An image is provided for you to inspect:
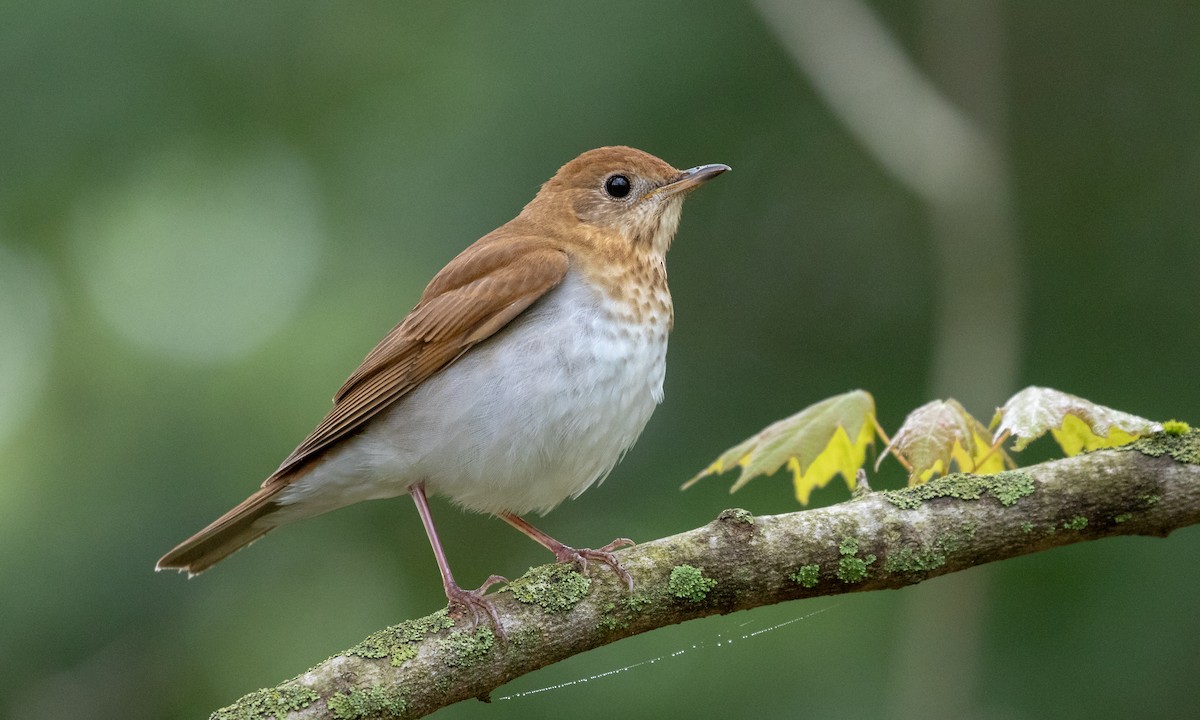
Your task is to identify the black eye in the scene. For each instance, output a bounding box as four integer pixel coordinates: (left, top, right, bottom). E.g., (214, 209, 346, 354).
(604, 174, 632, 198)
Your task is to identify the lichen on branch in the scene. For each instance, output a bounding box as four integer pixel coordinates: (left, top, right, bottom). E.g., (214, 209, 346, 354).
(212, 432, 1200, 720)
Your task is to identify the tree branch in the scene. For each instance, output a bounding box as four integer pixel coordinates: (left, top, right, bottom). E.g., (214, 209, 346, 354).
(212, 433, 1200, 720)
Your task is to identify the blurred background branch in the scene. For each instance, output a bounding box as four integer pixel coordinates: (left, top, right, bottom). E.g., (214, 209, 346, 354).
(753, 2, 1020, 716)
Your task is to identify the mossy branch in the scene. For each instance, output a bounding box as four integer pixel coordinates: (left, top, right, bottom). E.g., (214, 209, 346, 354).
(212, 433, 1200, 720)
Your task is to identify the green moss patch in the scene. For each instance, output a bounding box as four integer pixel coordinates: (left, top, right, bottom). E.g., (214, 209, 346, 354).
(1062, 515, 1088, 531)
(1126, 429, 1200, 465)
(669, 565, 718, 602)
(789, 564, 821, 588)
(596, 602, 622, 631)
(211, 685, 319, 720)
(347, 609, 453, 666)
(502, 563, 591, 612)
(883, 524, 977, 576)
(884, 547, 944, 573)
(883, 471, 1035, 510)
(1162, 420, 1191, 436)
(837, 556, 873, 583)
(596, 594, 656, 632)
(836, 536, 876, 583)
(440, 626, 495, 668)
(327, 687, 407, 720)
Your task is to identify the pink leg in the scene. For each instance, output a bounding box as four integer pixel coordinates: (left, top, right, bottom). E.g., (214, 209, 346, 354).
(499, 512, 635, 591)
(409, 483, 507, 631)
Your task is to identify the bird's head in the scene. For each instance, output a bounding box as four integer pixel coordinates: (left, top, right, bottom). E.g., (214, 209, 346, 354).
(524, 146, 728, 257)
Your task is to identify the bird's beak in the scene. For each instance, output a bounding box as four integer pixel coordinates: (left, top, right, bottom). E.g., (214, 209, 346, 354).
(655, 163, 731, 198)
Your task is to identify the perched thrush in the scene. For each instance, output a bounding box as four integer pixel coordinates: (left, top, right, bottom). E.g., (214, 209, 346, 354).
(157, 146, 729, 624)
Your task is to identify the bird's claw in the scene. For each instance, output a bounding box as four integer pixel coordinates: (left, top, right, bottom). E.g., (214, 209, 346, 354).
(446, 574, 508, 638)
(554, 538, 636, 591)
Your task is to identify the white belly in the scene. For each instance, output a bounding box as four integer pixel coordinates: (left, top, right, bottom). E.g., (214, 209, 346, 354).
(273, 270, 669, 520)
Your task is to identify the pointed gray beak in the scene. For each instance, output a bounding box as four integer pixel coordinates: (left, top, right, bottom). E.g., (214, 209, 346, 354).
(658, 163, 731, 197)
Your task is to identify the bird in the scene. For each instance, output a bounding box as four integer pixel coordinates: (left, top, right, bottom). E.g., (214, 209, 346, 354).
(157, 146, 729, 625)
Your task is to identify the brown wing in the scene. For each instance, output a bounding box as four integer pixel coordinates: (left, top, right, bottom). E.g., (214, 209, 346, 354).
(265, 236, 569, 484)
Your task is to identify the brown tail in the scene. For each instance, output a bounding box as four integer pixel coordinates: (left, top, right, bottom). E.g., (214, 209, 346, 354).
(156, 485, 285, 576)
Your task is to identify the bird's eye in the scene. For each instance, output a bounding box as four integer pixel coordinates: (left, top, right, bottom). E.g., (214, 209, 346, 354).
(604, 174, 632, 199)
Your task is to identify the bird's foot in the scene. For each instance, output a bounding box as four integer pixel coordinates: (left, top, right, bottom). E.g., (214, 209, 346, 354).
(553, 538, 636, 591)
(445, 574, 508, 638)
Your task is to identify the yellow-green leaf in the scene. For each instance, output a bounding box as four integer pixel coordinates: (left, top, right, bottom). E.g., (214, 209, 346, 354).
(881, 399, 1008, 484)
(1050, 413, 1140, 455)
(993, 386, 1160, 455)
(952, 429, 1008, 476)
(683, 390, 877, 505)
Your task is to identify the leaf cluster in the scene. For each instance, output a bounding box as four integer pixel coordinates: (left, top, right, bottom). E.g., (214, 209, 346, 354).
(686, 386, 1179, 504)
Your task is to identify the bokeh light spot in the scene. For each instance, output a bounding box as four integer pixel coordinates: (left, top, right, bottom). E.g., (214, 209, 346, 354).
(0, 244, 56, 446)
(71, 142, 325, 363)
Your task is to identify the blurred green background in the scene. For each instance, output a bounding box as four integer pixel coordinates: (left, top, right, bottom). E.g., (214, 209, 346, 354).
(2, 1, 1198, 718)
